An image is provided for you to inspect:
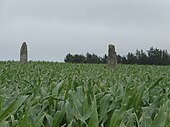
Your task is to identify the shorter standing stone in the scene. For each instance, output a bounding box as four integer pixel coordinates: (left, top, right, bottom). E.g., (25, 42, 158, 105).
(20, 42, 28, 64)
(108, 44, 117, 68)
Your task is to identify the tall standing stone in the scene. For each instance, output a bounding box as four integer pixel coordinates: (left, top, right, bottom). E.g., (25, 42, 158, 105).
(108, 44, 117, 68)
(20, 42, 28, 64)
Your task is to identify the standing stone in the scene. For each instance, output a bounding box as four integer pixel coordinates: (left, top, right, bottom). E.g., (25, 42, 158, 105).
(108, 44, 117, 68)
(20, 42, 28, 64)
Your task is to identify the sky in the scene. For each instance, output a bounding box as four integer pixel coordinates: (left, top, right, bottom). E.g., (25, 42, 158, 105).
(0, 0, 170, 62)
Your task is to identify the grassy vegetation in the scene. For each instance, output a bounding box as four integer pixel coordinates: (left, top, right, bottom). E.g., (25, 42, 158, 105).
(0, 61, 170, 127)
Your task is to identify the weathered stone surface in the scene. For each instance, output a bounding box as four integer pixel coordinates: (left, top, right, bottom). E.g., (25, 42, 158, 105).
(108, 44, 117, 68)
(20, 42, 28, 64)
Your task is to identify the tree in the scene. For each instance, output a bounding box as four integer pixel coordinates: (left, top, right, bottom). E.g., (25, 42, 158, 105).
(147, 47, 163, 65)
(86, 52, 93, 63)
(139, 50, 148, 64)
(101, 54, 108, 64)
(121, 56, 127, 64)
(73, 54, 85, 63)
(64, 47, 170, 65)
(65, 52, 104, 64)
(127, 53, 137, 64)
(64, 53, 74, 63)
(117, 54, 122, 63)
(135, 49, 148, 64)
(161, 50, 170, 65)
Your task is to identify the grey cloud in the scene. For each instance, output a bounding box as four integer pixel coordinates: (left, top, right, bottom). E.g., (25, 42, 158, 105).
(0, 0, 170, 61)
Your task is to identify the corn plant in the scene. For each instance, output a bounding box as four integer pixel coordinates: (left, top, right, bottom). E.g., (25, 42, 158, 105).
(0, 61, 170, 127)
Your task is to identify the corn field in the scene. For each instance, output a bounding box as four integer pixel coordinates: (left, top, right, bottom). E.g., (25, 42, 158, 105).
(0, 61, 170, 127)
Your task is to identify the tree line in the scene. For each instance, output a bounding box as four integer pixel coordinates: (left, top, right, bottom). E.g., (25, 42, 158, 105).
(64, 47, 170, 65)
(64, 52, 107, 64)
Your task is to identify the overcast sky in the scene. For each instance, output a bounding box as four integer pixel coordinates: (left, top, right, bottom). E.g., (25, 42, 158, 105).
(0, 0, 170, 62)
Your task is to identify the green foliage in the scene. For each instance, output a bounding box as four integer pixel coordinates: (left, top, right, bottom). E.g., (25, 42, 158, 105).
(0, 61, 170, 127)
(64, 47, 170, 65)
(119, 47, 170, 65)
(64, 52, 107, 64)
